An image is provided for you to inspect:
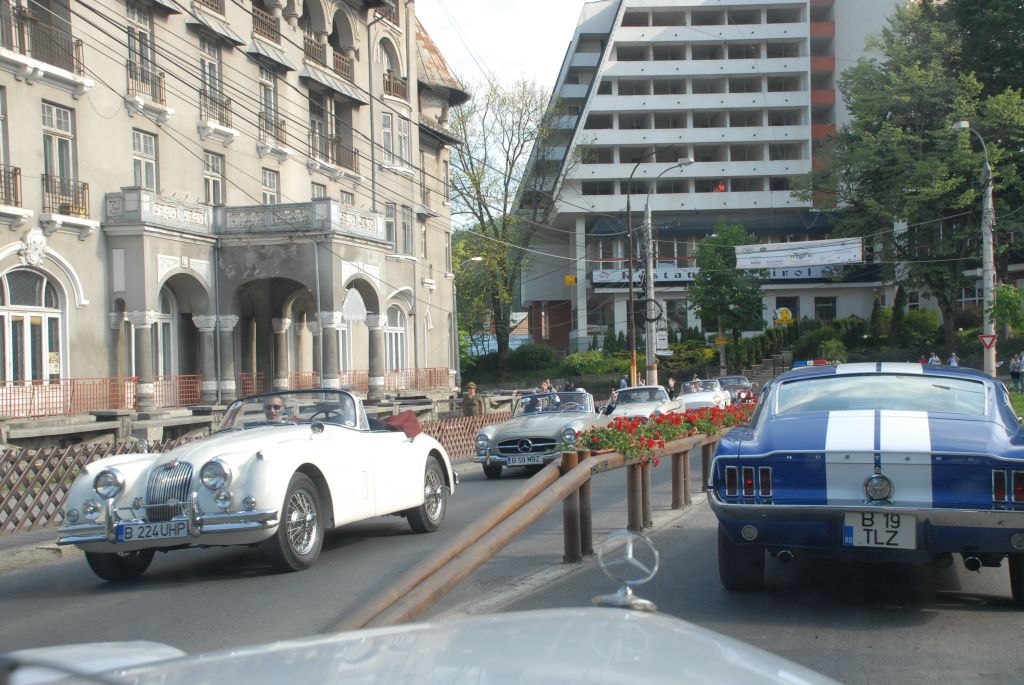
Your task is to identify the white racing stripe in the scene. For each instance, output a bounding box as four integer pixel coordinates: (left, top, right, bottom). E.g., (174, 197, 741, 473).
(825, 410, 875, 504)
(879, 410, 933, 506)
(835, 363, 879, 375)
(880, 362, 924, 375)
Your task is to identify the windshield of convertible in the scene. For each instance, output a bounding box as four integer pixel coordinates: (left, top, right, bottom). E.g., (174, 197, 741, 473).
(618, 387, 669, 404)
(513, 392, 594, 416)
(775, 374, 987, 416)
(218, 390, 362, 430)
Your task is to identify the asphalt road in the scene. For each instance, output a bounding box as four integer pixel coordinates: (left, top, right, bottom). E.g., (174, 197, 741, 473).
(3, 454, 1024, 685)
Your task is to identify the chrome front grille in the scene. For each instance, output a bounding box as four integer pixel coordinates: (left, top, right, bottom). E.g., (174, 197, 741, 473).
(496, 438, 557, 456)
(145, 462, 193, 522)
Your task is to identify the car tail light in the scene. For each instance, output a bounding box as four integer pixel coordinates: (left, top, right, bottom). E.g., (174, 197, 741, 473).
(759, 466, 772, 497)
(742, 466, 755, 497)
(994, 470, 1007, 502)
(1014, 472, 1024, 502)
(725, 466, 738, 496)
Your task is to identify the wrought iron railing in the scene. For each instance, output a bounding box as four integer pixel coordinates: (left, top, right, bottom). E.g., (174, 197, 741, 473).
(41, 174, 89, 217)
(288, 371, 319, 390)
(252, 5, 279, 43)
(238, 372, 266, 396)
(0, 165, 21, 208)
(154, 375, 202, 408)
(199, 89, 232, 128)
(333, 52, 354, 82)
(258, 110, 287, 146)
(308, 131, 359, 173)
(383, 71, 408, 99)
(303, 31, 325, 64)
(126, 61, 166, 105)
(0, 7, 84, 75)
(375, 6, 399, 26)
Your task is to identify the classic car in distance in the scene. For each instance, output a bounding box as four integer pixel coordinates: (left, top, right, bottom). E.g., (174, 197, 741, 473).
(709, 362, 1024, 604)
(607, 385, 683, 420)
(718, 375, 758, 403)
(57, 389, 456, 581)
(681, 378, 731, 409)
(475, 390, 610, 479)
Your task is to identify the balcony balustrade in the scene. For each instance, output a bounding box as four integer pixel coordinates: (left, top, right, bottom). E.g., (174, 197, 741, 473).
(252, 5, 279, 43)
(308, 131, 359, 173)
(375, 6, 399, 26)
(258, 110, 287, 145)
(194, 0, 224, 13)
(0, 6, 84, 74)
(199, 89, 232, 127)
(41, 174, 89, 217)
(333, 52, 354, 82)
(383, 71, 407, 99)
(126, 62, 166, 105)
(304, 31, 325, 64)
(0, 165, 21, 208)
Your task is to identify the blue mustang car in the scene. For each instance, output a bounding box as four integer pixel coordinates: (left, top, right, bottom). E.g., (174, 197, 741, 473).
(709, 362, 1024, 604)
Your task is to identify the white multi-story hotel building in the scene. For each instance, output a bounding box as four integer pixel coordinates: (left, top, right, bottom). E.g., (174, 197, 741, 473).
(0, 0, 467, 420)
(519, 0, 900, 353)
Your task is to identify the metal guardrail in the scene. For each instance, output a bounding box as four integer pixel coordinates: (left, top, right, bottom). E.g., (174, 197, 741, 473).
(331, 432, 720, 630)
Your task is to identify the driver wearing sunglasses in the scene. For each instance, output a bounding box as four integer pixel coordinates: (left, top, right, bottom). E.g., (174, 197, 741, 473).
(263, 396, 286, 421)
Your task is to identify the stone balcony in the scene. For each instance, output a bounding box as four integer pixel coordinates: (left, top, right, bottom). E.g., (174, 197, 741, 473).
(213, 198, 387, 243)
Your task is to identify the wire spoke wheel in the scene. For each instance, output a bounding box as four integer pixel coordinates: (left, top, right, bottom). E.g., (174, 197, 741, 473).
(285, 489, 318, 556)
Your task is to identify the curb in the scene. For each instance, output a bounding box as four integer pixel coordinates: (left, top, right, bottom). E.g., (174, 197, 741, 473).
(0, 538, 81, 576)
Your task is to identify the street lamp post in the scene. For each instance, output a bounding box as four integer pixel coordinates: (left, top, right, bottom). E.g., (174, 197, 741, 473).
(453, 256, 484, 390)
(953, 120, 997, 378)
(642, 159, 694, 388)
(624, 147, 690, 386)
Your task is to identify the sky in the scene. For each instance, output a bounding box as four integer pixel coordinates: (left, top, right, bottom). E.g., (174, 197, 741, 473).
(415, 0, 590, 92)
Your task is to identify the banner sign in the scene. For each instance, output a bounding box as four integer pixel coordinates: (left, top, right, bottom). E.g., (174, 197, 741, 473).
(735, 237, 863, 269)
(592, 265, 844, 285)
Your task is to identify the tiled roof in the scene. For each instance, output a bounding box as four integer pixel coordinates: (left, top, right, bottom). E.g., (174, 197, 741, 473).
(415, 18, 470, 106)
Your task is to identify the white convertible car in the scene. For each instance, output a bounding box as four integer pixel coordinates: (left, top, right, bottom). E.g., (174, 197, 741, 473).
(607, 385, 683, 420)
(57, 389, 456, 581)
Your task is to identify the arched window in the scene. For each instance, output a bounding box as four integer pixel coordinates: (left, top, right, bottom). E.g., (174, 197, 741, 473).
(0, 269, 64, 382)
(384, 304, 406, 370)
(153, 287, 177, 376)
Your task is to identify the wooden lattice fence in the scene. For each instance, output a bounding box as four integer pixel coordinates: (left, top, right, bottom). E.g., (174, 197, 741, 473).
(0, 438, 193, 535)
(421, 412, 511, 461)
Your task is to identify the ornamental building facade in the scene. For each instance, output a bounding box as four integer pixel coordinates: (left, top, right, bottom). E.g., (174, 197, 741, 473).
(0, 0, 467, 416)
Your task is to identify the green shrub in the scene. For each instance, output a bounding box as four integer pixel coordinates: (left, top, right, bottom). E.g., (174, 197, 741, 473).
(903, 309, 941, 348)
(506, 343, 559, 371)
(819, 338, 848, 363)
(792, 327, 839, 359)
(561, 350, 611, 375)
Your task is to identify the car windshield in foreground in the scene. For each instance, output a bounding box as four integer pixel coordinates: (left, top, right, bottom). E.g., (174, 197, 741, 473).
(513, 392, 593, 416)
(775, 374, 987, 416)
(618, 388, 669, 404)
(219, 389, 360, 429)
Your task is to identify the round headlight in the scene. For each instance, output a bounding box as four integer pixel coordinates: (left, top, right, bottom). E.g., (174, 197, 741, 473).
(200, 459, 232, 491)
(561, 427, 578, 444)
(864, 474, 893, 501)
(93, 469, 124, 499)
(475, 434, 490, 450)
(83, 499, 101, 521)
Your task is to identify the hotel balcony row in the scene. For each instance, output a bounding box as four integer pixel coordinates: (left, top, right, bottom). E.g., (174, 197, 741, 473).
(587, 90, 814, 113)
(557, 187, 808, 214)
(567, 158, 810, 182)
(600, 56, 808, 81)
(563, 124, 811, 150)
(612, 21, 818, 44)
(103, 189, 390, 243)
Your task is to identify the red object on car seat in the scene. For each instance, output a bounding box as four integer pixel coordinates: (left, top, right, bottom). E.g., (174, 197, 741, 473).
(383, 410, 423, 439)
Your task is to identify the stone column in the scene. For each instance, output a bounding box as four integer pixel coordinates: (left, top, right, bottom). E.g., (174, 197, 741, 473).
(218, 315, 239, 402)
(126, 311, 158, 411)
(319, 311, 343, 389)
(366, 313, 386, 402)
(272, 317, 291, 391)
(109, 312, 124, 377)
(192, 315, 218, 404)
(308, 320, 321, 382)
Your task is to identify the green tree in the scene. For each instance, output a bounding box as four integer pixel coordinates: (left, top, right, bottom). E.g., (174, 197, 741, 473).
(450, 79, 561, 370)
(794, 3, 1024, 352)
(688, 220, 767, 375)
(989, 283, 1024, 333)
(889, 285, 908, 347)
(946, 0, 1024, 99)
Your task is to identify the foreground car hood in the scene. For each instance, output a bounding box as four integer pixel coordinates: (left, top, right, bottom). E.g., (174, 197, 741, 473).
(610, 401, 671, 416)
(28, 609, 838, 685)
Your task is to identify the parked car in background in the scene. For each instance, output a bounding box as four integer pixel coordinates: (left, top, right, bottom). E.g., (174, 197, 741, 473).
(607, 385, 683, 420)
(718, 375, 758, 403)
(475, 391, 610, 479)
(57, 389, 456, 581)
(709, 362, 1024, 605)
(681, 379, 731, 409)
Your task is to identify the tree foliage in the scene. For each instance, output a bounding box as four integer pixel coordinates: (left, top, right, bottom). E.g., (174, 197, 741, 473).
(793, 3, 1024, 351)
(688, 220, 766, 337)
(449, 79, 561, 368)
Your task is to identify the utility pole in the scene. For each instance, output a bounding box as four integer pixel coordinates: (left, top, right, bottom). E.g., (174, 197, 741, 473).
(643, 202, 658, 387)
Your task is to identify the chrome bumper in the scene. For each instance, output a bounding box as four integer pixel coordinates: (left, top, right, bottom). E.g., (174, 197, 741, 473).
(708, 490, 1024, 529)
(57, 492, 278, 546)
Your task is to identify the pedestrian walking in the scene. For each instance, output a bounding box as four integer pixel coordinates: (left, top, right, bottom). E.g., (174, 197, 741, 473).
(1011, 355, 1023, 393)
(948, 352, 959, 367)
(927, 352, 941, 365)
(461, 382, 485, 417)
(619, 375, 628, 389)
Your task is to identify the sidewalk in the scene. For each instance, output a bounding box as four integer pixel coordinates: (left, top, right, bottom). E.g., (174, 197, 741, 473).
(0, 526, 80, 575)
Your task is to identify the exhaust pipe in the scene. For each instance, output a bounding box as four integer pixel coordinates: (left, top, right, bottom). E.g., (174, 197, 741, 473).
(777, 550, 794, 564)
(963, 556, 982, 572)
